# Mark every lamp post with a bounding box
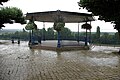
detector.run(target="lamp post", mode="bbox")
[81,22,92,46]
[53,10,65,48]
[25,18,37,45]
[54,22,65,48]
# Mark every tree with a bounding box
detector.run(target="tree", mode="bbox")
[93,26,101,43]
[96,26,101,39]
[0,0,9,5]
[100,33,109,44]
[0,0,26,29]
[0,7,26,29]
[114,32,120,44]
[46,28,54,40]
[78,0,120,36]
[61,27,72,40]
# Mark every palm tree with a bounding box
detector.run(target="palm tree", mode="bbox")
[81,22,92,46]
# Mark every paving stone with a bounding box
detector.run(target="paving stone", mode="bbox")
[0,41,120,80]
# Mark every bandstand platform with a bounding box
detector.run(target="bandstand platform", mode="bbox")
[29,40,90,51]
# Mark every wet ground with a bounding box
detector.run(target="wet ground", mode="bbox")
[0,40,120,80]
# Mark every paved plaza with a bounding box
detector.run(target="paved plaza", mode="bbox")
[0,40,120,80]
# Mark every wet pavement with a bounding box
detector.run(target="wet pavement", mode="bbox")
[0,40,120,80]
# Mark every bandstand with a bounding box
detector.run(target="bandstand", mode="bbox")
[26,10,95,51]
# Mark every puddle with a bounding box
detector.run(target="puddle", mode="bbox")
[91,46,120,53]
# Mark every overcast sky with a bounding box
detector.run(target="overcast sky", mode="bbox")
[2,0,117,32]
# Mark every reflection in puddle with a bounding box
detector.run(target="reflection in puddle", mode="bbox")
[30,49,58,59]
[87,57,119,67]
[58,51,120,67]
[91,46,120,53]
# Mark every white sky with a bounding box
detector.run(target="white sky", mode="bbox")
[2,0,117,32]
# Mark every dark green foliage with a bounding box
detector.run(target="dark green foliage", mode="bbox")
[79,0,120,34]
[61,27,74,40]
[0,0,26,29]
[25,19,37,30]
[0,27,119,45]
[0,7,26,29]
[46,28,54,40]
[0,0,9,5]
[96,26,100,39]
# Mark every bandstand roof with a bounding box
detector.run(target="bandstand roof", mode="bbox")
[26,10,95,23]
